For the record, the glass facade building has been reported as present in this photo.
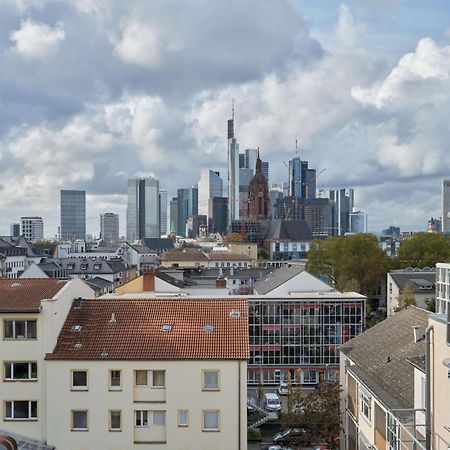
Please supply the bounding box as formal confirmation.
[60,190,86,241]
[247,295,365,385]
[100,213,119,243]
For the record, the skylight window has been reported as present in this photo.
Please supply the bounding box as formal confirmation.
[230,310,241,318]
[71,325,82,332]
[204,324,214,332]
[161,324,172,332]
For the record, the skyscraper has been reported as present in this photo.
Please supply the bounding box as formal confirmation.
[329,188,354,236]
[208,197,228,235]
[100,213,119,243]
[169,197,178,234]
[350,209,368,234]
[10,223,20,238]
[159,189,168,235]
[198,170,223,217]
[227,111,240,226]
[126,177,160,241]
[20,216,44,241]
[288,157,316,199]
[177,187,198,237]
[442,179,450,233]
[60,190,86,241]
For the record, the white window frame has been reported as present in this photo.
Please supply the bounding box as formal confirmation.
[71,370,88,391]
[3,320,37,340]
[360,390,372,421]
[301,369,318,384]
[4,400,37,421]
[178,409,189,427]
[4,362,37,381]
[109,370,121,391]
[71,410,88,431]
[152,370,165,388]
[109,410,121,431]
[135,370,148,386]
[202,370,220,391]
[135,410,149,427]
[202,410,220,431]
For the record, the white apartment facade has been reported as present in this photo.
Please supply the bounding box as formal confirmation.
[20,216,44,242]
[0,278,95,443]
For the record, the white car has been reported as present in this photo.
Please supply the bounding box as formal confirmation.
[277,381,288,396]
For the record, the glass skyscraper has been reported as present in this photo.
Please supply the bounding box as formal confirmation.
[60,190,86,241]
[100,213,119,243]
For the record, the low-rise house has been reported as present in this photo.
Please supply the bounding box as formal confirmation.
[0,278,95,444]
[45,298,249,450]
[20,259,67,278]
[387,268,435,316]
[161,250,254,270]
[339,306,430,450]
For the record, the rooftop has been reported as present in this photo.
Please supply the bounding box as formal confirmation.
[0,278,68,312]
[46,298,249,360]
[341,306,429,409]
[253,264,306,295]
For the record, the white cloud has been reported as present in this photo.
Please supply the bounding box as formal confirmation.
[10,19,65,59]
[335,4,361,45]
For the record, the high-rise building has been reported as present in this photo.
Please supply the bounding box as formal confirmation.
[227,113,240,226]
[100,213,119,243]
[159,189,168,235]
[10,223,20,238]
[177,187,198,237]
[208,197,228,235]
[248,152,269,220]
[60,190,86,241]
[329,188,354,236]
[198,170,223,217]
[261,161,269,184]
[20,216,44,241]
[350,209,368,234]
[126,177,160,241]
[288,157,316,199]
[169,197,178,234]
[442,179,450,233]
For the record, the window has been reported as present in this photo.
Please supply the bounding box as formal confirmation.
[135,370,148,386]
[360,391,371,421]
[5,401,37,420]
[4,362,37,381]
[301,370,318,385]
[71,370,88,390]
[109,370,121,390]
[153,411,165,425]
[178,410,189,427]
[135,410,148,427]
[4,320,36,339]
[203,370,219,390]
[203,410,219,431]
[152,370,165,387]
[109,410,121,431]
[72,410,88,430]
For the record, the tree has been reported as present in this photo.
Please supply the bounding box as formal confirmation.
[396,232,450,268]
[426,298,436,313]
[394,282,416,312]
[223,232,244,244]
[282,380,341,449]
[306,234,391,298]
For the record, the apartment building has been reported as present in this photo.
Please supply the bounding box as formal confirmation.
[0,278,95,444]
[45,298,249,450]
[340,306,429,450]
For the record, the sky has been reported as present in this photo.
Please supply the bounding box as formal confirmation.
[0,0,449,238]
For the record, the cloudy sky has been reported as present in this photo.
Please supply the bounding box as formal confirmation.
[1,0,449,237]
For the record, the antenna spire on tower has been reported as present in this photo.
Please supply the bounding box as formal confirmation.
[232,98,235,120]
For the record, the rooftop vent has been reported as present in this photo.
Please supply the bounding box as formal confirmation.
[10,282,22,288]
[162,324,172,332]
[100,349,108,357]
[204,324,214,332]
[73,298,83,309]
[74,341,82,349]
[109,313,116,323]
[230,310,241,318]
[71,325,82,332]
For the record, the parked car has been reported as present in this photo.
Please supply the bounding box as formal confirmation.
[273,428,308,445]
[264,392,282,412]
[277,381,288,396]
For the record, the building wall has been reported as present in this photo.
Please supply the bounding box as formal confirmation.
[442,179,450,233]
[46,360,247,450]
[60,190,86,241]
[228,243,258,261]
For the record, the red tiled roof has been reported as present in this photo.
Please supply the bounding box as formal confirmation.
[46,298,249,360]
[0,278,69,312]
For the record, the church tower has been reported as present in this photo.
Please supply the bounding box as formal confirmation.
[248,149,269,220]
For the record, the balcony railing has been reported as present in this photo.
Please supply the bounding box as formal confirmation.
[386,409,426,450]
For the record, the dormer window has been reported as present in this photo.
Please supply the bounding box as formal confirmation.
[94,263,101,270]
[80,263,88,270]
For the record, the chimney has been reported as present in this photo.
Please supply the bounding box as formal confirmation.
[143,267,155,292]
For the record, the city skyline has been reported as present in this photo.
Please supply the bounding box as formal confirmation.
[0,1,449,236]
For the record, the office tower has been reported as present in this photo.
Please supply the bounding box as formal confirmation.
[239,153,245,169]
[177,187,198,237]
[442,179,450,233]
[261,161,269,183]
[20,216,44,241]
[198,170,223,217]
[186,215,208,238]
[159,189,168,235]
[243,148,258,172]
[288,157,316,199]
[208,197,228,235]
[169,197,178,234]
[10,223,20,238]
[269,189,283,220]
[227,112,240,226]
[427,217,441,233]
[126,177,160,241]
[350,209,368,234]
[329,188,354,236]
[60,190,86,241]
[100,213,119,244]
[248,151,269,220]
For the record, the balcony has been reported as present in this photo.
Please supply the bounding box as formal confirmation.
[387,409,426,450]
